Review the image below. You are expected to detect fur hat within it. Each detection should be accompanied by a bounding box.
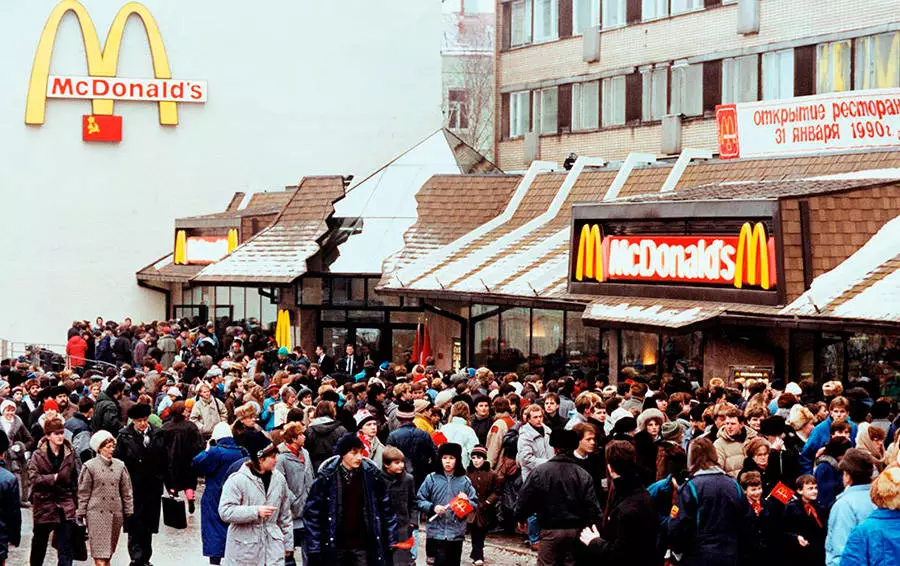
[549,429,579,452]
[0,399,16,415]
[212,422,232,441]
[354,410,377,430]
[760,416,786,438]
[787,405,815,431]
[90,430,115,453]
[335,432,365,457]
[437,442,466,476]
[413,399,431,414]
[785,382,803,396]
[43,417,65,436]
[127,403,151,420]
[166,386,181,398]
[637,408,666,431]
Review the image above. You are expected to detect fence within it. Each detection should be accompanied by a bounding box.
[0,339,118,372]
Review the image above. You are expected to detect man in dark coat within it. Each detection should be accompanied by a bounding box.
[314,345,335,377]
[115,403,166,566]
[386,401,438,488]
[92,380,125,434]
[0,430,22,565]
[159,401,204,502]
[336,343,363,376]
[303,434,398,566]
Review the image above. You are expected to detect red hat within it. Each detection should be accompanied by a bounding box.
[43,399,59,412]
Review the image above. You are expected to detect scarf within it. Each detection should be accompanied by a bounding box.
[804,502,823,528]
[357,432,372,458]
[749,498,762,516]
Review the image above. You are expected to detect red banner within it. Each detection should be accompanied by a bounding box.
[82,114,122,142]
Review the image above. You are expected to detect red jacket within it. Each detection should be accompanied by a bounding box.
[66,335,87,367]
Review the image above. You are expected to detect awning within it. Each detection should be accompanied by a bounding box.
[136,253,204,283]
[583,297,733,331]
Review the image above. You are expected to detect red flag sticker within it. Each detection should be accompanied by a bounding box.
[83,115,122,142]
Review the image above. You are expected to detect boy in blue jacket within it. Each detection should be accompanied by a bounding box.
[417,442,478,566]
[799,397,857,474]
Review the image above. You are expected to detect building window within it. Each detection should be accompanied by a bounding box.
[855,32,900,90]
[620,330,660,381]
[642,0,667,21]
[447,88,470,130]
[510,90,530,137]
[573,0,599,35]
[670,62,702,116]
[533,0,558,43]
[762,49,794,100]
[642,66,668,122]
[500,307,530,372]
[722,55,759,104]
[511,0,532,46]
[603,0,626,29]
[534,87,558,134]
[671,0,702,15]
[817,40,851,93]
[602,76,626,126]
[572,81,600,130]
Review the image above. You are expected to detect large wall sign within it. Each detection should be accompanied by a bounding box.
[25,0,207,142]
[570,200,785,306]
[716,88,900,159]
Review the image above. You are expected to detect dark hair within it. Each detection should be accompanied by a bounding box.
[77,397,95,413]
[605,440,637,477]
[169,400,186,421]
[492,396,511,414]
[688,438,719,475]
[839,449,874,486]
[796,474,817,489]
[106,380,126,396]
[830,420,852,436]
[314,400,336,419]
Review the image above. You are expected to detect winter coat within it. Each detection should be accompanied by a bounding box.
[157,334,178,369]
[77,456,134,560]
[485,413,514,468]
[27,437,79,524]
[515,453,600,529]
[91,391,123,435]
[274,443,314,529]
[738,456,781,497]
[516,422,553,482]
[96,334,114,364]
[305,416,347,472]
[359,433,385,470]
[714,426,757,478]
[383,470,416,541]
[160,417,204,491]
[440,416,479,468]
[825,484,875,566]
[585,474,661,566]
[386,423,438,488]
[799,417,858,474]
[783,498,828,566]
[112,336,132,366]
[417,471,479,541]
[840,508,900,566]
[64,412,93,463]
[814,455,844,509]
[669,467,751,566]
[634,430,660,486]
[114,423,165,534]
[190,395,228,438]
[1,415,32,474]
[219,462,293,566]
[303,457,398,566]
[467,463,501,528]
[193,437,247,559]
[66,335,88,367]
[0,462,20,561]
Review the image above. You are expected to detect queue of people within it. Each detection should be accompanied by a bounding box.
[0,316,898,566]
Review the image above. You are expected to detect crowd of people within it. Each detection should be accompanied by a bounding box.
[0,316,899,566]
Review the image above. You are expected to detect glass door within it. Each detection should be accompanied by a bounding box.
[356,327,383,364]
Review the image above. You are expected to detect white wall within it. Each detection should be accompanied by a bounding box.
[0,0,443,346]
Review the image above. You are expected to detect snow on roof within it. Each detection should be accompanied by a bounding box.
[829,267,900,322]
[584,300,728,329]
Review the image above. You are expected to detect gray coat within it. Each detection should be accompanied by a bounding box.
[517,422,553,482]
[219,462,293,566]
[274,445,314,529]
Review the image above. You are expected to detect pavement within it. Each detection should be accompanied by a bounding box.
[10,503,537,565]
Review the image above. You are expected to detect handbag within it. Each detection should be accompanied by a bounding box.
[161,493,187,529]
[71,523,88,562]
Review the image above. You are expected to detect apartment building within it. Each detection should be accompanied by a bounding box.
[494,0,900,170]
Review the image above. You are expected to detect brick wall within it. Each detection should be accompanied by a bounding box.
[703,327,789,382]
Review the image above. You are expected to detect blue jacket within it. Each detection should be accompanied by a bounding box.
[0,464,21,562]
[303,457,398,566]
[826,484,875,566]
[416,471,478,541]
[814,456,844,509]
[800,417,857,474]
[668,468,750,566]
[260,397,278,432]
[192,438,247,559]
[386,423,437,488]
[840,508,900,566]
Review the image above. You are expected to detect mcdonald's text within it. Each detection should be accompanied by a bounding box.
[48,76,207,103]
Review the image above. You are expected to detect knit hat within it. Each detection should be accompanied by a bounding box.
[760,416,786,438]
[471,445,488,459]
[267,383,280,393]
[90,430,115,452]
[212,422,232,441]
[127,403,152,420]
[42,399,59,412]
[335,432,365,457]
[0,399,16,414]
[43,417,65,436]
[167,386,181,398]
[661,421,681,441]
[396,400,415,420]
[278,346,290,356]
[354,410,377,429]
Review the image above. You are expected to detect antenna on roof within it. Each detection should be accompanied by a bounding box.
[526,281,540,296]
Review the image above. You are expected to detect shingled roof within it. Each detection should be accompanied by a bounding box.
[191,177,344,284]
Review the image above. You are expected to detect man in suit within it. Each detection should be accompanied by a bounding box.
[315,345,336,376]
[337,343,362,376]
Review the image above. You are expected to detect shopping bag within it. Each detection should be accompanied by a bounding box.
[71,523,88,562]
[162,494,187,529]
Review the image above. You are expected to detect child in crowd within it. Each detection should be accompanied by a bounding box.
[383,446,416,566]
[466,445,501,566]
[784,475,829,566]
[417,443,479,566]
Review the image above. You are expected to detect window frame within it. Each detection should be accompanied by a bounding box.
[572,80,600,131]
[641,65,669,122]
[533,0,559,43]
[510,0,533,47]
[722,54,759,104]
[762,49,795,101]
[572,0,600,35]
[447,88,471,131]
[670,62,703,117]
[534,86,559,135]
[510,90,530,138]
[816,39,852,94]
[601,75,626,127]
[854,32,900,90]
[602,0,626,29]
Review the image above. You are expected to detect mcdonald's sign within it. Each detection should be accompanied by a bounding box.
[25,0,207,140]
[716,104,740,159]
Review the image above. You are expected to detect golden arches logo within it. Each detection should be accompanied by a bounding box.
[575,224,604,282]
[25,0,177,126]
[734,222,771,290]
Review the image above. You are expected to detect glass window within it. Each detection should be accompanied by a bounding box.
[393,329,418,368]
[331,277,350,305]
[301,277,323,305]
[321,310,346,322]
[642,67,668,122]
[356,328,383,364]
[511,0,532,47]
[349,278,366,306]
[510,91,530,137]
[215,286,229,309]
[762,49,795,100]
[670,62,703,116]
[671,0,702,15]
[572,81,600,131]
[500,308,529,373]
[347,310,384,323]
[661,332,703,378]
[474,313,499,369]
[448,88,471,130]
[531,309,564,374]
[472,304,500,317]
[818,334,845,383]
[231,287,245,321]
[534,87,558,135]
[533,0,558,43]
[260,297,278,327]
[324,327,348,358]
[602,0,626,29]
[817,40,851,93]
[390,311,421,324]
[855,32,900,90]
[602,76,626,127]
[565,313,608,376]
[245,288,261,323]
[847,334,900,393]
[642,0,668,21]
[620,330,660,381]
[573,0,599,35]
[723,55,759,104]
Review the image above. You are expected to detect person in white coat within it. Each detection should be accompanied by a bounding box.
[219,442,293,566]
[440,401,480,468]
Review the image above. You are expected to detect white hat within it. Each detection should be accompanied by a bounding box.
[90,430,115,453]
[167,387,182,398]
[785,382,803,396]
[205,366,223,379]
[0,399,16,414]
[212,422,232,441]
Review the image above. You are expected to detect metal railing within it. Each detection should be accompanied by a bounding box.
[1,339,118,372]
